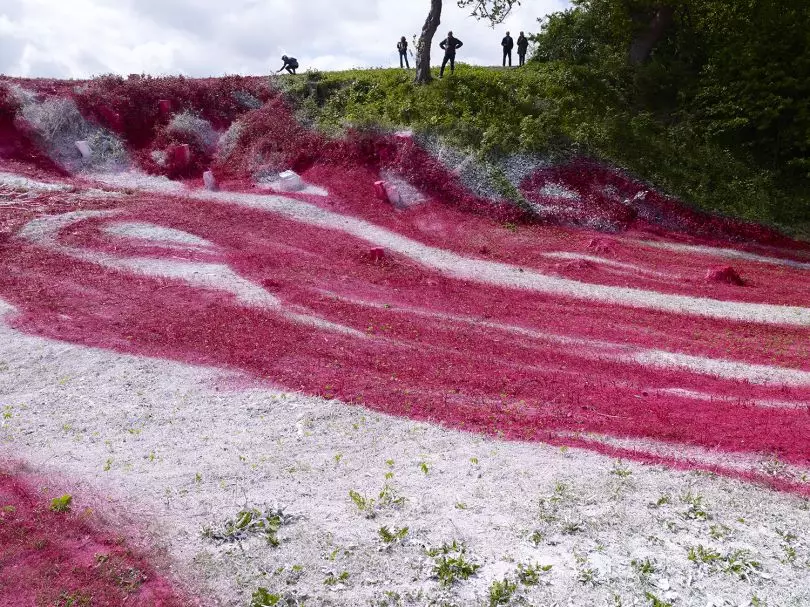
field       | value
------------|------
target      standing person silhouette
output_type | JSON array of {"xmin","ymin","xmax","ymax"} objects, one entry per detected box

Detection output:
[
  {"xmin": 501, "ymin": 31, "xmax": 514, "ymax": 67},
  {"xmin": 439, "ymin": 31, "xmax": 463, "ymax": 78},
  {"xmin": 277, "ymin": 55, "xmax": 299, "ymax": 75},
  {"xmin": 397, "ymin": 36, "xmax": 410, "ymax": 69},
  {"xmin": 517, "ymin": 31, "xmax": 529, "ymax": 66}
]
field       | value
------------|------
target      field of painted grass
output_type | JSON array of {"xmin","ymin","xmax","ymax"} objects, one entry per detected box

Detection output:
[{"xmin": 0, "ymin": 74, "xmax": 809, "ymax": 606}]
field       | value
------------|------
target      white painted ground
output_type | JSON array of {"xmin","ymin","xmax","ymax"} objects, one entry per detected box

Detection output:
[{"xmin": 1, "ymin": 299, "xmax": 809, "ymax": 607}]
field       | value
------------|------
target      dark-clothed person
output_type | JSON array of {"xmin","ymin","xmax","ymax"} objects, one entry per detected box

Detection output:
[
  {"xmin": 277, "ymin": 55, "xmax": 299, "ymax": 75},
  {"xmin": 502, "ymin": 32, "xmax": 514, "ymax": 67},
  {"xmin": 397, "ymin": 37, "xmax": 410, "ymax": 69},
  {"xmin": 517, "ymin": 32, "xmax": 529, "ymax": 66},
  {"xmin": 439, "ymin": 31, "xmax": 463, "ymax": 78}
]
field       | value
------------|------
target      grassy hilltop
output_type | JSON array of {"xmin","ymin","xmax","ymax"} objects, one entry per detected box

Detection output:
[{"xmin": 277, "ymin": 63, "xmax": 809, "ymax": 240}]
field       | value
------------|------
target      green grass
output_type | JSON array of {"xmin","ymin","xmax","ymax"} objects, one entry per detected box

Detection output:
[{"xmin": 278, "ymin": 63, "xmax": 810, "ymax": 239}]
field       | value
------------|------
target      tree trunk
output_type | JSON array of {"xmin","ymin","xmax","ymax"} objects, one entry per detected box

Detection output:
[
  {"xmin": 415, "ymin": 0, "xmax": 443, "ymax": 84},
  {"xmin": 629, "ymin": 5, "xmax": 675, "ymax": 64}
]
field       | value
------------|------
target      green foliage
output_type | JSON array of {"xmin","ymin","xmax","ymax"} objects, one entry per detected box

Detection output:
[
  {"xmin": 201, "ymin": 507, "xmax": 287, "ymax": 546},
  {"xmin": 516, "ymin": 562, "xmax": 552, "ymax": 586},
  {"xmin": 378, "ymin": 526, "xmax": 409, "ymax": 544},
  {"xmin": 250, "ymin": 588, "xmax": 282, "ymax": 607},
  {"xmin": 488, "ymin": 577, "xmax": 517, "ymax": 606},
  {"xmin": 427, "ymin": 541, "xmax": 481, "ymax": 586},
  {"xmin": 49, "ymin": 494, "xmax": 72, "ymax": 513},
  {"xmin": 282, "ymin": 62, "xmax": 809, "ymax": 238},
  {"xmin": 531, "ymin": 0, "xmax": 810, "ymax": 235}
]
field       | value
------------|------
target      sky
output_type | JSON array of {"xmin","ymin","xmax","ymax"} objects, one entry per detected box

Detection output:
[{"xmin": 0, "ymin": 0, "xmax": 570, "ymax": 78}]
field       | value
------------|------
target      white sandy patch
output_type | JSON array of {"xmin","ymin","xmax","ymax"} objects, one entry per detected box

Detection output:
[
  {"xmin": 184, "ymin": 188, "xmax": 810, "ymax": 326},
  {"xmin": 15, "ymin": 169, "xmax": 805, "ymax": 325},
  {"xmin": 257, "ymin": 181, "xmax": 330, "ymax": 197},
  {"xmin": 0, "ymin": 308, "xmax": 809, "ymax": 606},
  {"xmin": 0, "ymin": 171, "xmax": 73, "ymax": 193},
  {"xmin": 557, "ymin": 430, "xmax": 810, "ymax": 484},
  {"xmin": 93, "ymin": 170, "xmax": 187, "ymax": 193},
  {"xmin": 543, "ymin": 251, "xmax": 676, "ymax": 279},
  {"xmin": 321, "ymin": 292, "xmax": 810, "ymax": 387},
  {"xmin": 538, "ymin": 183, "xmax": 580, "ymax": 200},
  {"xmin": 631, "ymin": 238, "xmax": 810, "ymax": 272},
  {"xmin": 104, "ymin": 221, "xmax": 216, "ymax": 248},
  {"xmin": 17, "ymin": 211, "xmax": 363, "ymax": 336},
  {"xmin": 654, "ymin": 388, "xmax": 806, "ymax": 410}
]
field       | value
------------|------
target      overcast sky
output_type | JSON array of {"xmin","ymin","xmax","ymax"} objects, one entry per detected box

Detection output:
[{"xmin": 0, "ymin": 0, "xmax": 570, "ymax": 78}]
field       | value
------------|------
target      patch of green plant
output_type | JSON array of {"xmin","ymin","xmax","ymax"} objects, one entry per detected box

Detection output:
[
  {"xmin": 50, "ymin": 494, "xmax": 72, "ymax": 513},
  {"xmin": 610, "ymin": 459, "xmax": 632, "ymax": 478},
  {"xmin": 687, "ymin": 545, "xmax": 763, "ymax": 580},
  {"xmin": 250, "ymin": 588, "xmax": 282, "ymax": 607},
  {"xmin": 427, "ymin": 541, "xmax": 481, "ymax": 587},
  {"xmin": 323, "ymin": 571, "xmax": 350, "ymax": 586},
  {"xmin": 349, "ymin": 477, "xmax": 406, "ymax": 519},
  {"xmin": 55, "ymin": 592, "xmax": 92, "ymax": 607},
  {"xmin": 516, "ymin": 562, "xmax": 552, "ymax": 586},
  {"xmin": 201, "ymin": 506, "xmax": 289, "ymax": 546},
  {"xmin": 488, "ymin": 577, "xmax": 517, "ymax": 606},
  {"xmin": 645, "ymin": 592, "xmax": 673, "ymax": 607},
  {"xmin": 631, "ymin": 557, "xmax": 656, "ymax": 576},
  {"xmin": 681, "ymin": 492, "xmax": 711, "ymax": 521},
  {"xmin": 281, "ymin": 64, "xmax": 810, "ymax": 239},
  {"xmin": 378, "ymin": 526, "xmax": 409, "ymax": 544}
]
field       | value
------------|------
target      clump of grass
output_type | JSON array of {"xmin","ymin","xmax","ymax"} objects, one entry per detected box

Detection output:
[
  {"xmin": 687, "ymin": 545, "xmax": 763, "ymax": 580},
  {"xmin": 201, "ymin": 506, "xmax": 290, "ymax": 546},
  {"xmin": 488, "ymin": 577, "xmax": 517, "ymax": 606},
  {"xmin": 681, "ymin": 492, "xmax": 711, "ymax": 521},
  {"xmin": 323, "ymin": 571, "xmax": 349, "ymax": 586},
  {"xmin": 631, "ymin": 557, "xmax": 656, "ymax": 577},
  {"xmin": 378, "ymin": 526, "xmax": 409, "ymax": 544},
  {"xmin": 348, "ymin": 476, "xmax": 406, "ymax": 519},
  {"xmin": 427, "ymin": 541, "xmax": 480, "ymax": 586},
  {"xmin": 516, "ymin": 562, "xmax": 552, "ymax": 586},
  {"xmin": 50, "ymin": 494, "xmax": 72, "ymax": 513}
]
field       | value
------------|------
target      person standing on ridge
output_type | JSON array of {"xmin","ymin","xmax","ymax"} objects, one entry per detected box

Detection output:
[
  {"xmin": 277, "ymin": 55, "xmax": 299, "ymax": 75},
  {"xmin": 502, "ymin": 31, "xmax": 514, "ymax": 67},
  {"xmin": 517, "ymin": 32, "xmax": 529, "ymax": 66},
  {"xmin": 439, "ymin": 31, "xmax": 463, "ymax": 78},
  {"xmin": 397, "ymin": 36, "xmax": 410, "ymax": 69}
]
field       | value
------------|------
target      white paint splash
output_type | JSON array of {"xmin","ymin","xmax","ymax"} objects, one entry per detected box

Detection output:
[
  {"xmin": 631, "ymin": 238, "xmax": 810, "ymax": 271},
  {"xmin": 183, "ymin": 188, "xmax": 810, "ymax": 327},
  {"xmin": 17, "ymin": 211, "xmax": 362, "ymax": 337}
]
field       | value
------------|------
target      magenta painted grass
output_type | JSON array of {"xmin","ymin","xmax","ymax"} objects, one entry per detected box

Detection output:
[{"xmin": 0, "ymin": 75, "xmax": 809, "ymax": 503}]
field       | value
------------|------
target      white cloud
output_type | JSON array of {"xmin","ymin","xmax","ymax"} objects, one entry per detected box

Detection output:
[{"xmin": 0, "ymin": 0, "xmax": 570, "ymax": 78}]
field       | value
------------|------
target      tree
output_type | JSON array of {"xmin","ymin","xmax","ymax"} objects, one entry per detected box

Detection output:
[{"xmin": 414, "ymin": 0, "xmax": 522, "ymax": 84}]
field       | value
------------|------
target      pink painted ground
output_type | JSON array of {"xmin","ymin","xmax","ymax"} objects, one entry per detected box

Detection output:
[
  {"xmin": 1, "ymin": 75, "xmax": 809, "ymax": 506},
  {"xmin": 0, "ymin": 465, "xmax": 193, "ymax": 606}
]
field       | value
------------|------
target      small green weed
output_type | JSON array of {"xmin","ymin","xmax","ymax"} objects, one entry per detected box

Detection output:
[
  {"xmin": 688, "ymin": 545, "xmax": 763, "ymax": 580},
  {"xmin": 488, "ymin": 577, "xmax": 517, "ymax": 606},
  {"xmin": 610, "ymin": 460, "xmax": 632, "ymax": 478},
  {"xmin": 516, "ymin": 562, "xmax": 552, "ymax": 586},
  {"xmin": 323, "ymin": 571, "xmax": 349, "ymax": 586},
  {"xmin": 50, "ymin": 494, "xmax": 72, "ymax": 513},
  {"xmin": 681, "ymin": 492, "xmax": 710, "ymax": 521},
  {"xmin": 202, "ymin": 507, "xmax": 289, "ymax": 546},
  {"xmin": 427, "ymin": 541, "xmax": 480, "ymax": 586},
  {"xmin": 378, "ymin": 526, "xmax": 409, "ymax": 544},
  {"xmin": 645, "ymin": 592, "xmax": 673, "ymax": 607},
  {"xmin": 250, "ymin": 588, "xmax": 281, "ymax": 606},
  {"xmin": 631, "ymin": 557, "xmax": 656, "ymax": 576}
]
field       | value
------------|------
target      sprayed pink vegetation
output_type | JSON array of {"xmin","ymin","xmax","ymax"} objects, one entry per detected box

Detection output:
[
  {"xmin": 0, "ymin": 466, "xmax": 192, "ymax": 606},
  {"xmin": 1, "ymin": 76, "xmax": 810, "ymax": 496}
]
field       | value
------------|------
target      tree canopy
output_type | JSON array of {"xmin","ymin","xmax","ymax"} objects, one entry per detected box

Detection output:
[{"xmin": 532, "ymin": 0, "xmax": 810, "ymax": 178}]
